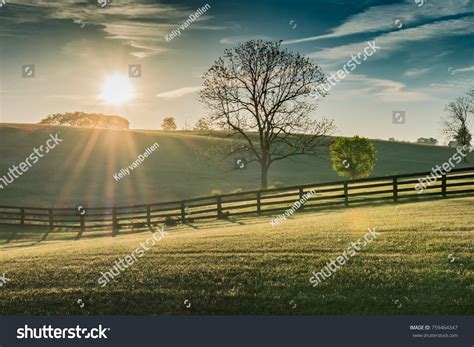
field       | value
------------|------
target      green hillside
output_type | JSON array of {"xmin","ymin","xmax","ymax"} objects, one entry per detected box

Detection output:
[{"xmin": 0, "ymin": 123, "xmax": 472, "ymax": 207}]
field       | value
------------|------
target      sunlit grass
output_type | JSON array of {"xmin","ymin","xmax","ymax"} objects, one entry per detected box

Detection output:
[{"xmin": 0, "ymin": 197, "xmax": 472, "ymax": 315}]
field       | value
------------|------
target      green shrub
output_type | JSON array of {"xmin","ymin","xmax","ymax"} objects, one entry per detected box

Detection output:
[{"xmin": 330, "ymin": 136, "xmax": 377, "ymax": 179}]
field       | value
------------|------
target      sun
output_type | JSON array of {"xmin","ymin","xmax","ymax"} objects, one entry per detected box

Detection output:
[{"xmin": 99, "ymin": 74, "xmax": 135, "ymax": 105}]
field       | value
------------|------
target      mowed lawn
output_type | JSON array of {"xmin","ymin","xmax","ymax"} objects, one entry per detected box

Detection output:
[{"xmin": 0, "ymin": 197, "xmax": 472, "ymax": 315}]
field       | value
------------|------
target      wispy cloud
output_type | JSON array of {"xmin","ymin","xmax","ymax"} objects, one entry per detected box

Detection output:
[
  {"xmin": 309, "ymin": 17, "xmax": 474, "ymax": 63},
  {"xmin": 429, "ymin": 83, "xmax": 458, "ymax": 88},
  {"xmin": 1, "ymin": 0, "xmax": 221, "ymax": 58},
  {"xmin": 427, "ymin": 80, "xmax": 473, "ymax": 94},
  {"xmin": 284, "ymin": 0, "xmax": 474, "ymax": 44},
  {"xmin": 156, "ymin": 86, "xmax": 203, "ymax": 99},
  {"xmin": 404, "ymin": 68, "xmax": 431, "ymax": 77},
  {"xmin": 343, "ymin": 74, "xmax": 431, "ymax": 102},
  {"xmin": 453, "ymin": 65, "xmax": 474, "ymax": 73}
]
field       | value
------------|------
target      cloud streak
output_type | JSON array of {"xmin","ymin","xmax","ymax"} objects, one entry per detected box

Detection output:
[
  {"xmin": 454, "ymin": 66, "xmax": 474, "ymax": 73},
  {"xmin": 156, "ymin": 86, "xmax": 203, "ymax": 99},
  {"xmin": 309, "ymin": 17, "xmax": 474, "ymax": 62},
  {"xmin": 1, "ymin": 0, "xmax": 220, "ymax": 58},
  {"xmin": 340, "ymin": 74, "xmax": 431, "ymax": 102},
  {"xmin": 284, "ymin": 0, "xmax": 474, "ymax": 45}
]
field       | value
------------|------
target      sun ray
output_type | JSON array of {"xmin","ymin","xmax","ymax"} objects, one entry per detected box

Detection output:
[{"xmin": 55, "ymin": 129, "xmax": 102, "ymax": 207}]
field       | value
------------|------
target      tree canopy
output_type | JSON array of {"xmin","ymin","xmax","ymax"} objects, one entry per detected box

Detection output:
[
  {"xmin": 193, "ymin": 117, "xmax": 211, "ymax": 131},
  {"xmin": 330, "ymin": 136, "xmax": 377, "ymax": 179},
  {"xmin": 161, "ymin": 117, "xmax": 177, "ymax": 131},
  {"xmin": 38, "ymin": 112, "xmax": 129, "ymax": 129},
  {"xmin": 442, "ymin": 91, "xmax": 473, "ymax": 154},
  {"xmin": 199, "ymin": 40, "xmax": 335, "ymax": 189}
]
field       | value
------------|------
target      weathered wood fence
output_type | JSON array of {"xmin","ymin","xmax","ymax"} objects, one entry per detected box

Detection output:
[{"xmin": 1, "ymin": 167, "xmax": 473, "ymax": 232}]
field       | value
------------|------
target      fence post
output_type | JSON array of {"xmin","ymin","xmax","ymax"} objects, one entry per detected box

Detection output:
[
  {"xmin": 80, "ymin": 214, "xmax": 85, "ymax": 232},
  {"xmin": 393, "ymin": 177, "xmax": 398, "ymax": 202},
  {"xmin": 216, "ymin": 196, "xmax": 222, "ymax": 219},
  {"xmin": 48, "ymin": 209, "xmax": 54, "ymax": 230},
  {"xmin": 147, "ymin": 205, "xmax": 151, "ymax": 226},
  {"xmin": 256, "ymin": 191, "xmax": 261, "ymax": 215},
  {"xmin": 180, "ymin": 201, "xmax": 186, "ymax": 223},
  {"xmin": 441, "ymin": 174, "xmax": 447, "ymax": 197},
  {"xmin": 20, "ymin": 208, "xmax": 25, "ymax": 225},
  {"xmin": 299, "ymin": 187, "xmax": 305, "ymax": 209},
  {"xmin": 112, "ymin": 207, "xmax": 118, "ymax": 233},
  {"xmin": 343, "ymin": 182, "xmax": 349, "ymax": 207}
]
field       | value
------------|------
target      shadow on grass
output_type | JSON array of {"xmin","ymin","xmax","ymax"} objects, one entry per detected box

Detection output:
[
  {"xmin": 0, "ymin": 192, "xmax": 472, "ymax": 246},
  {"xmin": 224, "ymin": 217, "xmax": 246, "ymax": 226},
  {"xmin": 0, "ymin": 224, "xmax": 57, "ymax": 249},
  {"xmin": 0, "ymin": 229, "xmax": 17, "ymax": 245},
  {"xmin": 33, "ymin": 229, "xmax": 53, "ymax": 244}
]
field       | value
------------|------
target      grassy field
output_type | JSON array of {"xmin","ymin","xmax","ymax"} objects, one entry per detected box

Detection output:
[
  {"xmin": 0, "ymin": 123, "xmax": 472, "ymax": 207},
  {"xmin": 0, "ymin": 196, "xmax": 472, "ymax": 315}
]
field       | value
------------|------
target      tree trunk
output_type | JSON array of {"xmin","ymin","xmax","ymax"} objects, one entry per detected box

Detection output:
[{"xmin": 260, "ymin": 164, "xmax": 268, "ymax": 190}]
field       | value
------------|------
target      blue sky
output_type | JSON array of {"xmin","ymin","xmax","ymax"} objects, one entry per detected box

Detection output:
[{"xmin": 0, "ymin": 0, "xmax": 473, "ymax": 142}]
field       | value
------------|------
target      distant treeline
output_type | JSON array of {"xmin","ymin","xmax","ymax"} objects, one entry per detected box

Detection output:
[{"xmin": 38, "ymin": 112, "xmax": 129, "ymax": 129}]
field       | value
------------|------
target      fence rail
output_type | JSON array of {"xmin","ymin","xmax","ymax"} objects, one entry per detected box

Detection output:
[{"xmin": 1, "ymin": 167, "xmax": 474, "ymax": 232}]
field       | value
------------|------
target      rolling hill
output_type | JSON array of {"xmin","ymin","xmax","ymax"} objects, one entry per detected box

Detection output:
[{"xmin": 0, "ymin": 123, "xmax": 472, "ymax": 207}]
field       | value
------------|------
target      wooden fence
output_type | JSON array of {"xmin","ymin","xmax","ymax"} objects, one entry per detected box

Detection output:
[{"xmin": 1, "ymin": 167, "xmax": 473, "ymax": 232}]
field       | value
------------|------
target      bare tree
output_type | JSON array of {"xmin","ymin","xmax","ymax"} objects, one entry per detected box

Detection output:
[
  {"xmin": 199, "ymin": 40, "xmax": 335, "ymax": 189},
  {"xmin": 442, "ymin": 94, "xmax": 472, "ymax": 161}
]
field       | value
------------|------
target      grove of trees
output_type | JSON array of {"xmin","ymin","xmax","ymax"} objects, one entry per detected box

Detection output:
[
  {"xmin": 38, "ymin": 112, "xmax": 129, "ymax": 129},
  {"xmin": 417, "ymin": 137, "xmax": 438, "ymax": 145}
]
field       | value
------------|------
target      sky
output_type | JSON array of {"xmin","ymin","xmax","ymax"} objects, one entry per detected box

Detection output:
[{"xmin": 0, "ymin": 0, "xmax": 473, "ymax": 142}]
